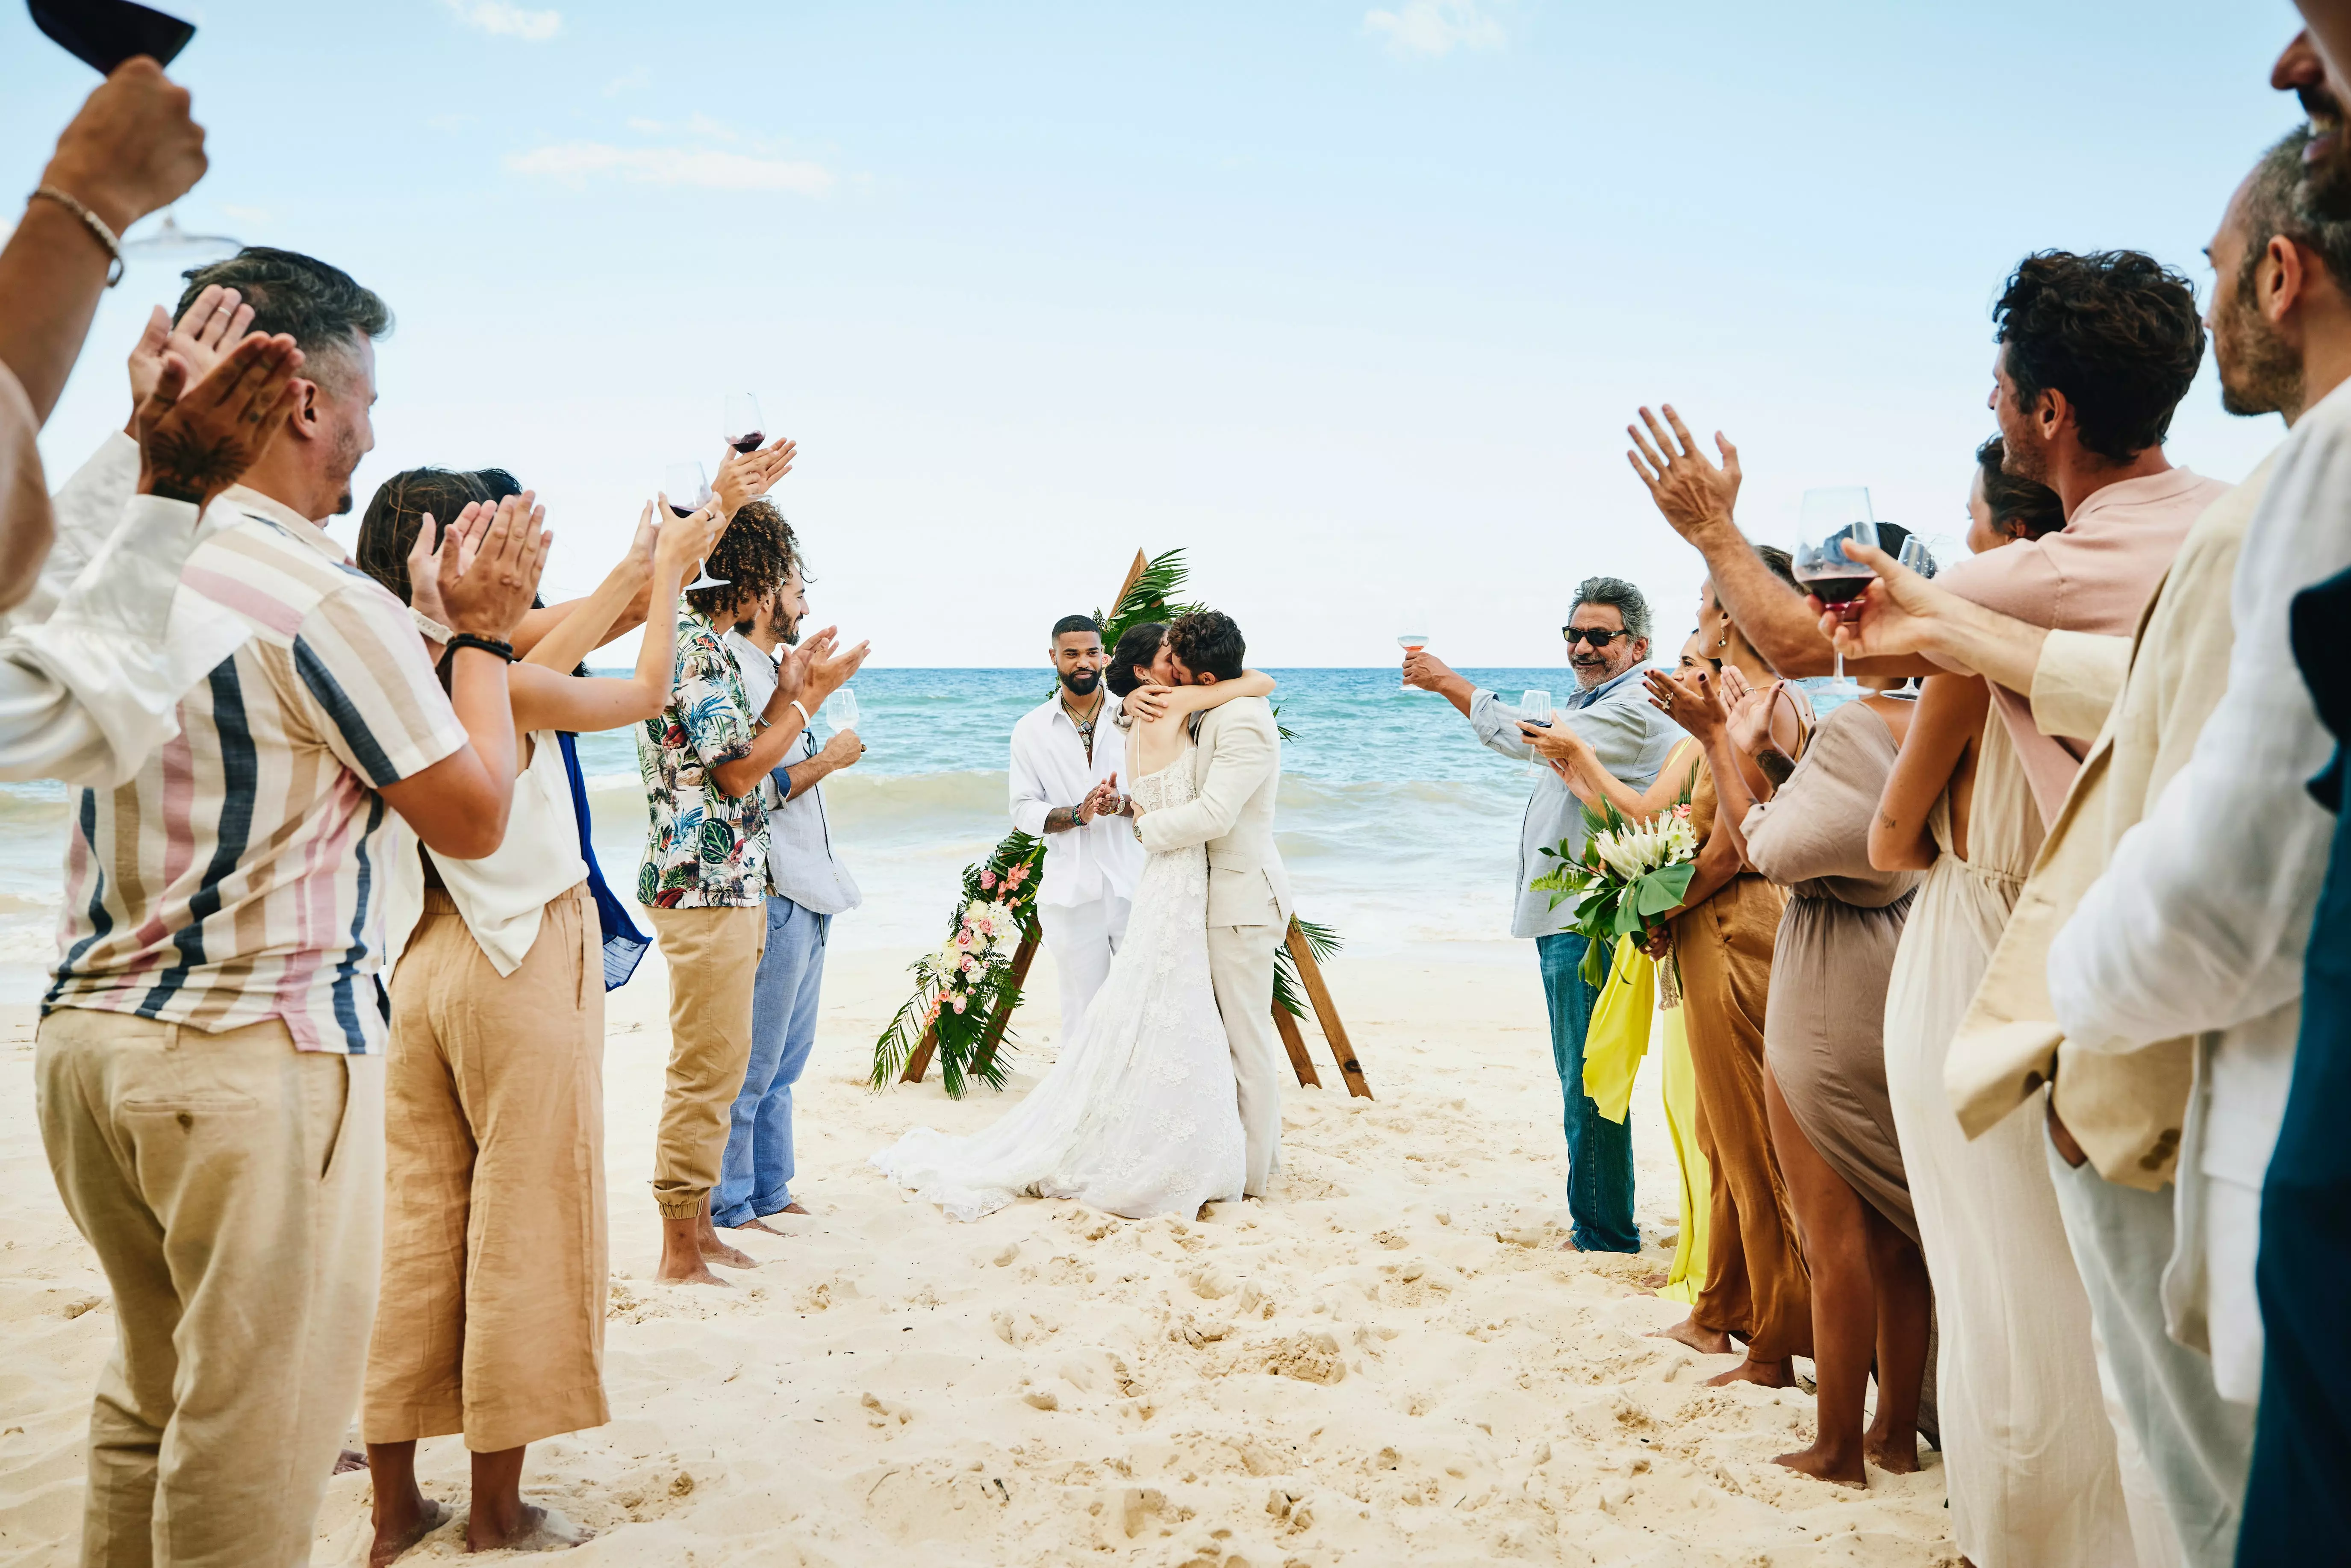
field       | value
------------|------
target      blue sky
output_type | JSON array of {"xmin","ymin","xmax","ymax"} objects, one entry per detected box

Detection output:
[{"xmin": 1, "ymin": 0, "xmax": 2312, "ymax": 667}]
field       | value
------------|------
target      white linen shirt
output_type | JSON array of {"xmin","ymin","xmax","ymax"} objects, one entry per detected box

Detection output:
[
  {"xmin": 0, "ymin": 429, "xmax": 250, "ymax": 788},
  {"xmin": 2048, "ymin": 379, "xmax": 2351, "ymax": 1388},
  {"xmin": 1009, "ymin": 691, "xmax": 1143, "ymax": 909}
]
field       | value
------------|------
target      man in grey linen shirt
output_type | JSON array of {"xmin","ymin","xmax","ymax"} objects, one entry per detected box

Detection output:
[
  {"xmin": 716, "ymin": 541, "xmax": 866, "ymax": 1232},
  {"xmin": 1405, "ymin": 578, "xmax": 1679, "ymax": 1253}
]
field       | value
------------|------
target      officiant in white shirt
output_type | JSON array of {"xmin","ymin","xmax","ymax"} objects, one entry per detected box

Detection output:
[{"xmin": 1010, "ymin": 615, "xmax": 1143, "ymax": 1063}]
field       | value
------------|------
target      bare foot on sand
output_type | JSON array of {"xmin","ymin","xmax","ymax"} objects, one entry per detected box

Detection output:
[
  {"xmin": 1865, "ymin": 1430, "xmax": 1922, "ymax": 1475},
  {"xmin": 1772, "ymin": 1439, "xmax": 1867, "ymax": 1489},
  {"xmin": 467, "ymin": 1503, "xmax": 592, "ymax": 1554},
  {"xmin": 370, "ymin": 1497, "xmax": 449, "ymax": 1566},
  {"xmin": 336, "ymin": 1449, "xmax": 369, "ymax": 1474},
  {"xmin": 1639, "ymin": 1269, "xmax": 1670, "ymax": 1289},
  {"xmin": 1650, "ymin": 1315, "xmax": 1735, "ymax": 1355},
  {"xmin": 1706, "ymin": 1355, "xmax": 1797, "ymax": 1389},
  {"xmin": 657, "ymin": 1214, "xmax": 731, "ymax": 1286},
  {"xmin": 729, "ymin": 1215, "xmax": 786, "ymax": 1236},
  {"xmin": 695, "ymin": 1202, "xmax": 758, "ymax": 1269},
  {"xmin": 1558, "ymin": 1236, "xmax": 1581, "ymax": 1253},
  {"xmin": 772, "ymin": 1201, "xmax": 809, "ymax": 1215}
]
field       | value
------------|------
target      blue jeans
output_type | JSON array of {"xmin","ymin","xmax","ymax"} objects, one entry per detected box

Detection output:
[
  {"xmin": 1536, "ymin": 932, "xmax": 1639, "ymax": 1253},
  {"xmin": 712, "ymin": 897, "xmax": 828, "ymax": 1226}
]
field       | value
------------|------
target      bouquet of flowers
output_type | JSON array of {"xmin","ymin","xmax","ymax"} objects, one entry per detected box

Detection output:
[
  {"xmin": 1530, "ymin": 789, "xmax": 1700, "ymax": 1000},
  {"xmin": 870, "ymin": 831, "xmax": 1048, "ymax": 1097}
]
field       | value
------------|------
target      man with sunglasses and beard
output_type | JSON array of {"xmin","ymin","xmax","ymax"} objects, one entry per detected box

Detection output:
[{"xmin": 1405, "ymin": 580, "xmax": 1679, "ymax": 1254}]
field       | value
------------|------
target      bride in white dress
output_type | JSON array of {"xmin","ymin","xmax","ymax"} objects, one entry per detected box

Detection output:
[{"xmin": 872, "ymin": 631, "xmax": 1277, "ymax": 1222}]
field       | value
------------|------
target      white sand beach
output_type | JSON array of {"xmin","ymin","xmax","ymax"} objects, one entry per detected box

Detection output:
[{"xmin": 0, "ymin": 944, "xmax": 1959, "ymax": 1567}]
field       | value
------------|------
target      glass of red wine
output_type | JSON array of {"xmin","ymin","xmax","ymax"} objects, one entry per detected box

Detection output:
[
  {"xmin": 663, "ymin": 461, "xmax": 727, "ymax": 592},
  {"xmin": 1792, "ymin": 488, "xmax": 1879, "ymax": 696},
  {"xmin": 724, "ymin": 393, "xmax": 766, "ymax": 456}
]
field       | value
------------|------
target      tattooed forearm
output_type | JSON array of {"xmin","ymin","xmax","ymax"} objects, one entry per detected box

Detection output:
[
  {"xmin": 142, "ymin": 427, "xmax": 250, "ymax": 506},
  {"xmin": 1044, "ymin": 806, "xmax": 1080, "ymax": 833},
  {"xmin": 1757, "ymin": 750, "xmax": 1795, "ymax": 787}
]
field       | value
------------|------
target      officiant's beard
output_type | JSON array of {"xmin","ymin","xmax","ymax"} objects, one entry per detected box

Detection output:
[{"xmin": 1060, "ymin": 668, "xmax": 1101, "ymax": 697}]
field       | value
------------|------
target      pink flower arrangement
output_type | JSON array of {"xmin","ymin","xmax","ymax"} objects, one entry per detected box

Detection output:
[{"xmin": 980, "ymin": 869, "xmax": 997, "ymax": 891}]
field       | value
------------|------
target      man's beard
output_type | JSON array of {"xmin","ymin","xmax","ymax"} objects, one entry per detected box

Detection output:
[
  {"xmin": 1999, "ymin": 429, "xmax": 2053, "ymax": 485},
  {"xmin": 2217, "ymin": 297, "xmax": 2300, "ymax": 417},
  {"xmin": 1061, "ymin": 668, "xmax": 1101, "ymax": 696},
  {"xmin": 779, "ymin": 612, "xmax": 802, "ymax": 647},
  {"xmin": 1569, "ymin": 653, "xmax": 1613, "ymax": 688}
]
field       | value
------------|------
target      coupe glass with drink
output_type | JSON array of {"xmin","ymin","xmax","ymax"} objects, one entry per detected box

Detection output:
[
  {"xmin": 724, "ymin": 393, "xmax": 765, "ymax": 455},
  {"xmin": 663, "ymin": 460, "xmax": 727, "ymax": 592},
  {"xmin": 1792, "ymin": 487, "xmax": 1880, "ymax": 696},
  {"xmin": 1396, "ymin": 630, "xmax": 1429, "ymax": 690}
]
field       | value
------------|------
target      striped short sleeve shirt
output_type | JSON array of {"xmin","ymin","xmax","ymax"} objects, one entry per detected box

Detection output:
[{"xmin": 44, "ymin": 487, "xmax": 467, "ymax": 1053}]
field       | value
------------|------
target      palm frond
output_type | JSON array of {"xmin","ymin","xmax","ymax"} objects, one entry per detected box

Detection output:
[
  {"xmin": 1098, "ymin": 548, "xmax": 1201, "ymax": 649},
  {"xmin": 1272, "ymin": 917, "xmax": 1343, "ymax": 1019}
]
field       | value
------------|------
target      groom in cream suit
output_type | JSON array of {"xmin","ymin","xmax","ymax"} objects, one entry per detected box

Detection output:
[{"xmin": 1137, "ymin": 610, "xmax": 1291, "ymax": 1195}]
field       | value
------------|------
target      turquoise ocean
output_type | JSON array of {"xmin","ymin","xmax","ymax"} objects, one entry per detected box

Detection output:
[{"xmin": 0, "ymin": 667, "xmax": 1612, "ymax": 1003}]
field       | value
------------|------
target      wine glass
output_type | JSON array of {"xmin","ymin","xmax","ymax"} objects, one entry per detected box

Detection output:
[
  {"xmin": 663, "ymin": 461, "xmax": 727, "ymax": 592},
  {"xmin": 1793, "ymin": 511, "xmax": 1881, "ymax": 696},
  {"xmin": 826, "ymin": 686, "xmax": 861, "ymax": 731},
  {"xmin": 1520, "ymin": 688, "xmax": 1553, "ymax": 766},
  {"xmin": 724, "ymin": 393, "xmax": 766, "ymax": 456},
  {"xmin": 1898, "ymin": 533, "xmax": 1939, "ymax": 579},
  {"xmin": 1396, "ymin": 630, "xmax": 1429, "ymax": 690}
]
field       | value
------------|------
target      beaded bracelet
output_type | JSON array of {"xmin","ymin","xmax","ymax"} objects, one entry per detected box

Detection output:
[{"xmin": 29, "ymin": 186, "xmax": 123, "ymax": 287}]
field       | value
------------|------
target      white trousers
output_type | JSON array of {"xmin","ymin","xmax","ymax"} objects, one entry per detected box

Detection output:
[{"xmin": 1038, "ymin": 896, "xmax": 1130, "ymax": 1063}]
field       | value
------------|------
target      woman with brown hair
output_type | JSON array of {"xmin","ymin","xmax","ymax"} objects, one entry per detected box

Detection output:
[{"xmin": 351, "ymin": 471, "xmax": 723, "ymax": 1561}]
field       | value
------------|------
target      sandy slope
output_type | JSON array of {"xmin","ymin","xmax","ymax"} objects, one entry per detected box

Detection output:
[{"xmin": 0, "ymin": 943, "xmax": 1958, "ymax": 1566}]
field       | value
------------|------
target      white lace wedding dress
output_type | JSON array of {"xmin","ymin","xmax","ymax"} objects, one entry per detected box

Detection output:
[{"xmin": 871, "ymin": 743, "xmax": 1247, "ymax": 1222}]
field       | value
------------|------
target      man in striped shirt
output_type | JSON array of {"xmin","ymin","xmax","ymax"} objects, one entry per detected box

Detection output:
[{"xmin": 35, "ymin": 248, "xmax": 546, "ymax": 1568}]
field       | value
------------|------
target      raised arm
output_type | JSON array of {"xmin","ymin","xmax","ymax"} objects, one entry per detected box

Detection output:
[
  {"xmin": 509, "ymin": 503, "xmax": 717, "ymax": 735},
  {"xmin": 1869, "ymin": 673, "xmax": 1986, "ymax": 871},
  {"xmin": 1525, "ymin": 724, "xmax": 1698, "ymax": 819},
  {"xmin": 1120, "ymin": 669, "xmax": 1276, "ymax": 723},
  {"xmin": 1626, "ymin": 405, "xmax": 1933, "ymax": 681},
  {"xmin": 520, "ymin": 501, "xmax": 663, "ymax": 674}
]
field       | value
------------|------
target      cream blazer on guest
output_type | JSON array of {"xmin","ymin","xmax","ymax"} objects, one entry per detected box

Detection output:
[
  {"xmin": 1136, "ymin": 695, "xmax": 1293, "ymax": 929},
  {"xmin": 1944, "ymin": 453, "xmax": 2275, "ymax": 1191}
]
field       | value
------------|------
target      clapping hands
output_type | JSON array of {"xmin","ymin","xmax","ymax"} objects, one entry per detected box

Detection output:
[
  {"xmin": 1644, "ymin": 664, "xmax": 1729, "ymax": 741},
  {"xmin": 133, "ymin": 330, "xmax": 305, "ymax": 511}
]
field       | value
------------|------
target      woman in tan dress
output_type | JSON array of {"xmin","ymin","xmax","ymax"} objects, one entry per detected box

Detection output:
[
  {"xmin": 1739, "ymin": 684, "xmax": 1933, "ymax": 1484},
  {"xmin": 1535, "ymin": 590, "xmax": 1807, "ymax": 1389}
]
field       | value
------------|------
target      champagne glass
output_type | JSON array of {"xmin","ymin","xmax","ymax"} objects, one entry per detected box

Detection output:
[
  {"xmin": 723, "ymin": 393, "xmax": 766, "ymax": 455},
  {"xmin": 826, "ymin": 686, "xmax": 860, "ymax": 731},
  {"xmin": 1520, "ymin": 687, "xmax": 1553, "ymax": 767},
  {"xmin": 1794, "ymin": 517, "xmax": 1880, "ymax": 696},
  {"xmin": 663, "ymin": 461, "xmax": 727, "ymax": 592},
  {"xmin": 1396, "ymin": 630, "xmax": 1429, "ymax": 690}
]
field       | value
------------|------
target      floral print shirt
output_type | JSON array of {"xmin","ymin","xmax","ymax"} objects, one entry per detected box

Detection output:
[{"xmin": 636, "ymin": 608, "xmax": 771, "ymax": 909}]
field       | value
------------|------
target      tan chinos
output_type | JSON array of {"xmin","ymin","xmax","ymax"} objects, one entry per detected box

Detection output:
[
  {"xmin": 643, "ymin": 902, "xmax": 765, "ymax": 1217},
  {"xmin": 35, "ymin": 1009, "xmax": 384, "ymax": 1568},
  {"xmin": 364, "ymin": 886, "xmax": 608, "ymax": 1453}
]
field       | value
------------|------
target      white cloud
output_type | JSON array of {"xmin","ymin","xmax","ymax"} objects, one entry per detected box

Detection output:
[
  {"xmin": 442, "ymin": 0, "xmax": 562, "ymax": 42},
  {"xmin": 1363, "ymin": 0, "xmax": 1503, "ymax": 58},
  {"xmin": 506, "ymin": 142, "xmax": 834, "ymax": 194}
]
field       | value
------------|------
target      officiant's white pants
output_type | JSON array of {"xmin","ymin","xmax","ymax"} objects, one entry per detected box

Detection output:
[{"xmin": 1040, "ymin": 896, "xmax": 1130, "ymax": 1062}]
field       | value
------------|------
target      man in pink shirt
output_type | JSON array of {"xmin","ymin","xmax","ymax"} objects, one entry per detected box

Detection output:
[{"xmin": 1622, "ymin": 248, "xmax": 2218, "ymax": 827}]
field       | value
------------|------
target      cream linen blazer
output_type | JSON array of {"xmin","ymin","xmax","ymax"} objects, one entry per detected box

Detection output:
[
  {"xmin": 1135, "ymin": 696, "xmax": 1294, "ymax": 929},
  {"xmin": 1945, "ymin": 453, "xmax": 2276, "ymax": 1191}
]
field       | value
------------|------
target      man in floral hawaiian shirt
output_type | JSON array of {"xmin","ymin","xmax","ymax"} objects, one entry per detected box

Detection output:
[{"xmin": 635, "ymin": 491, "xmax": 866, "ymax": 1286}]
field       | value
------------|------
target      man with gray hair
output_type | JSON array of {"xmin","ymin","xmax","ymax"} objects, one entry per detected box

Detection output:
[{"xmin": 1406, "ymin": 576, "xmax": 1679, "ymax": 1251}]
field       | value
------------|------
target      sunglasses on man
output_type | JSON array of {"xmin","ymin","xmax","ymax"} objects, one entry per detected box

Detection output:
[{"xmin": 1561, "ymin": 626, "xmax": 1631, "ymax": 648}]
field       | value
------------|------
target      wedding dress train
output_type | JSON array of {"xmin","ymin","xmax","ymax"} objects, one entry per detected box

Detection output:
[{"xmin": 872, "ymin": 745, "xmax": 1247, "ymax": 1222}]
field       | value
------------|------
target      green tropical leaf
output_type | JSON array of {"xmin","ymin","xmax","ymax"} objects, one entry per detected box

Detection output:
[{"xmin": 1641, "ymin": 861, "xmax": 1696, "ymax": 912}]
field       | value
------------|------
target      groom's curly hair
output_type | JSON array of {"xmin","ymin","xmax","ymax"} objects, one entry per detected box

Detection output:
[{"xmin": 1167, "ymin": 610, "xmax": 1246, "ymax": 682}]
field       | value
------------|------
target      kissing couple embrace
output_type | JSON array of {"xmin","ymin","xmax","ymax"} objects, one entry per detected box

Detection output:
[{"xmin": 874, "ymin": 610, "xmax": 1293, "ymax": 1221}]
